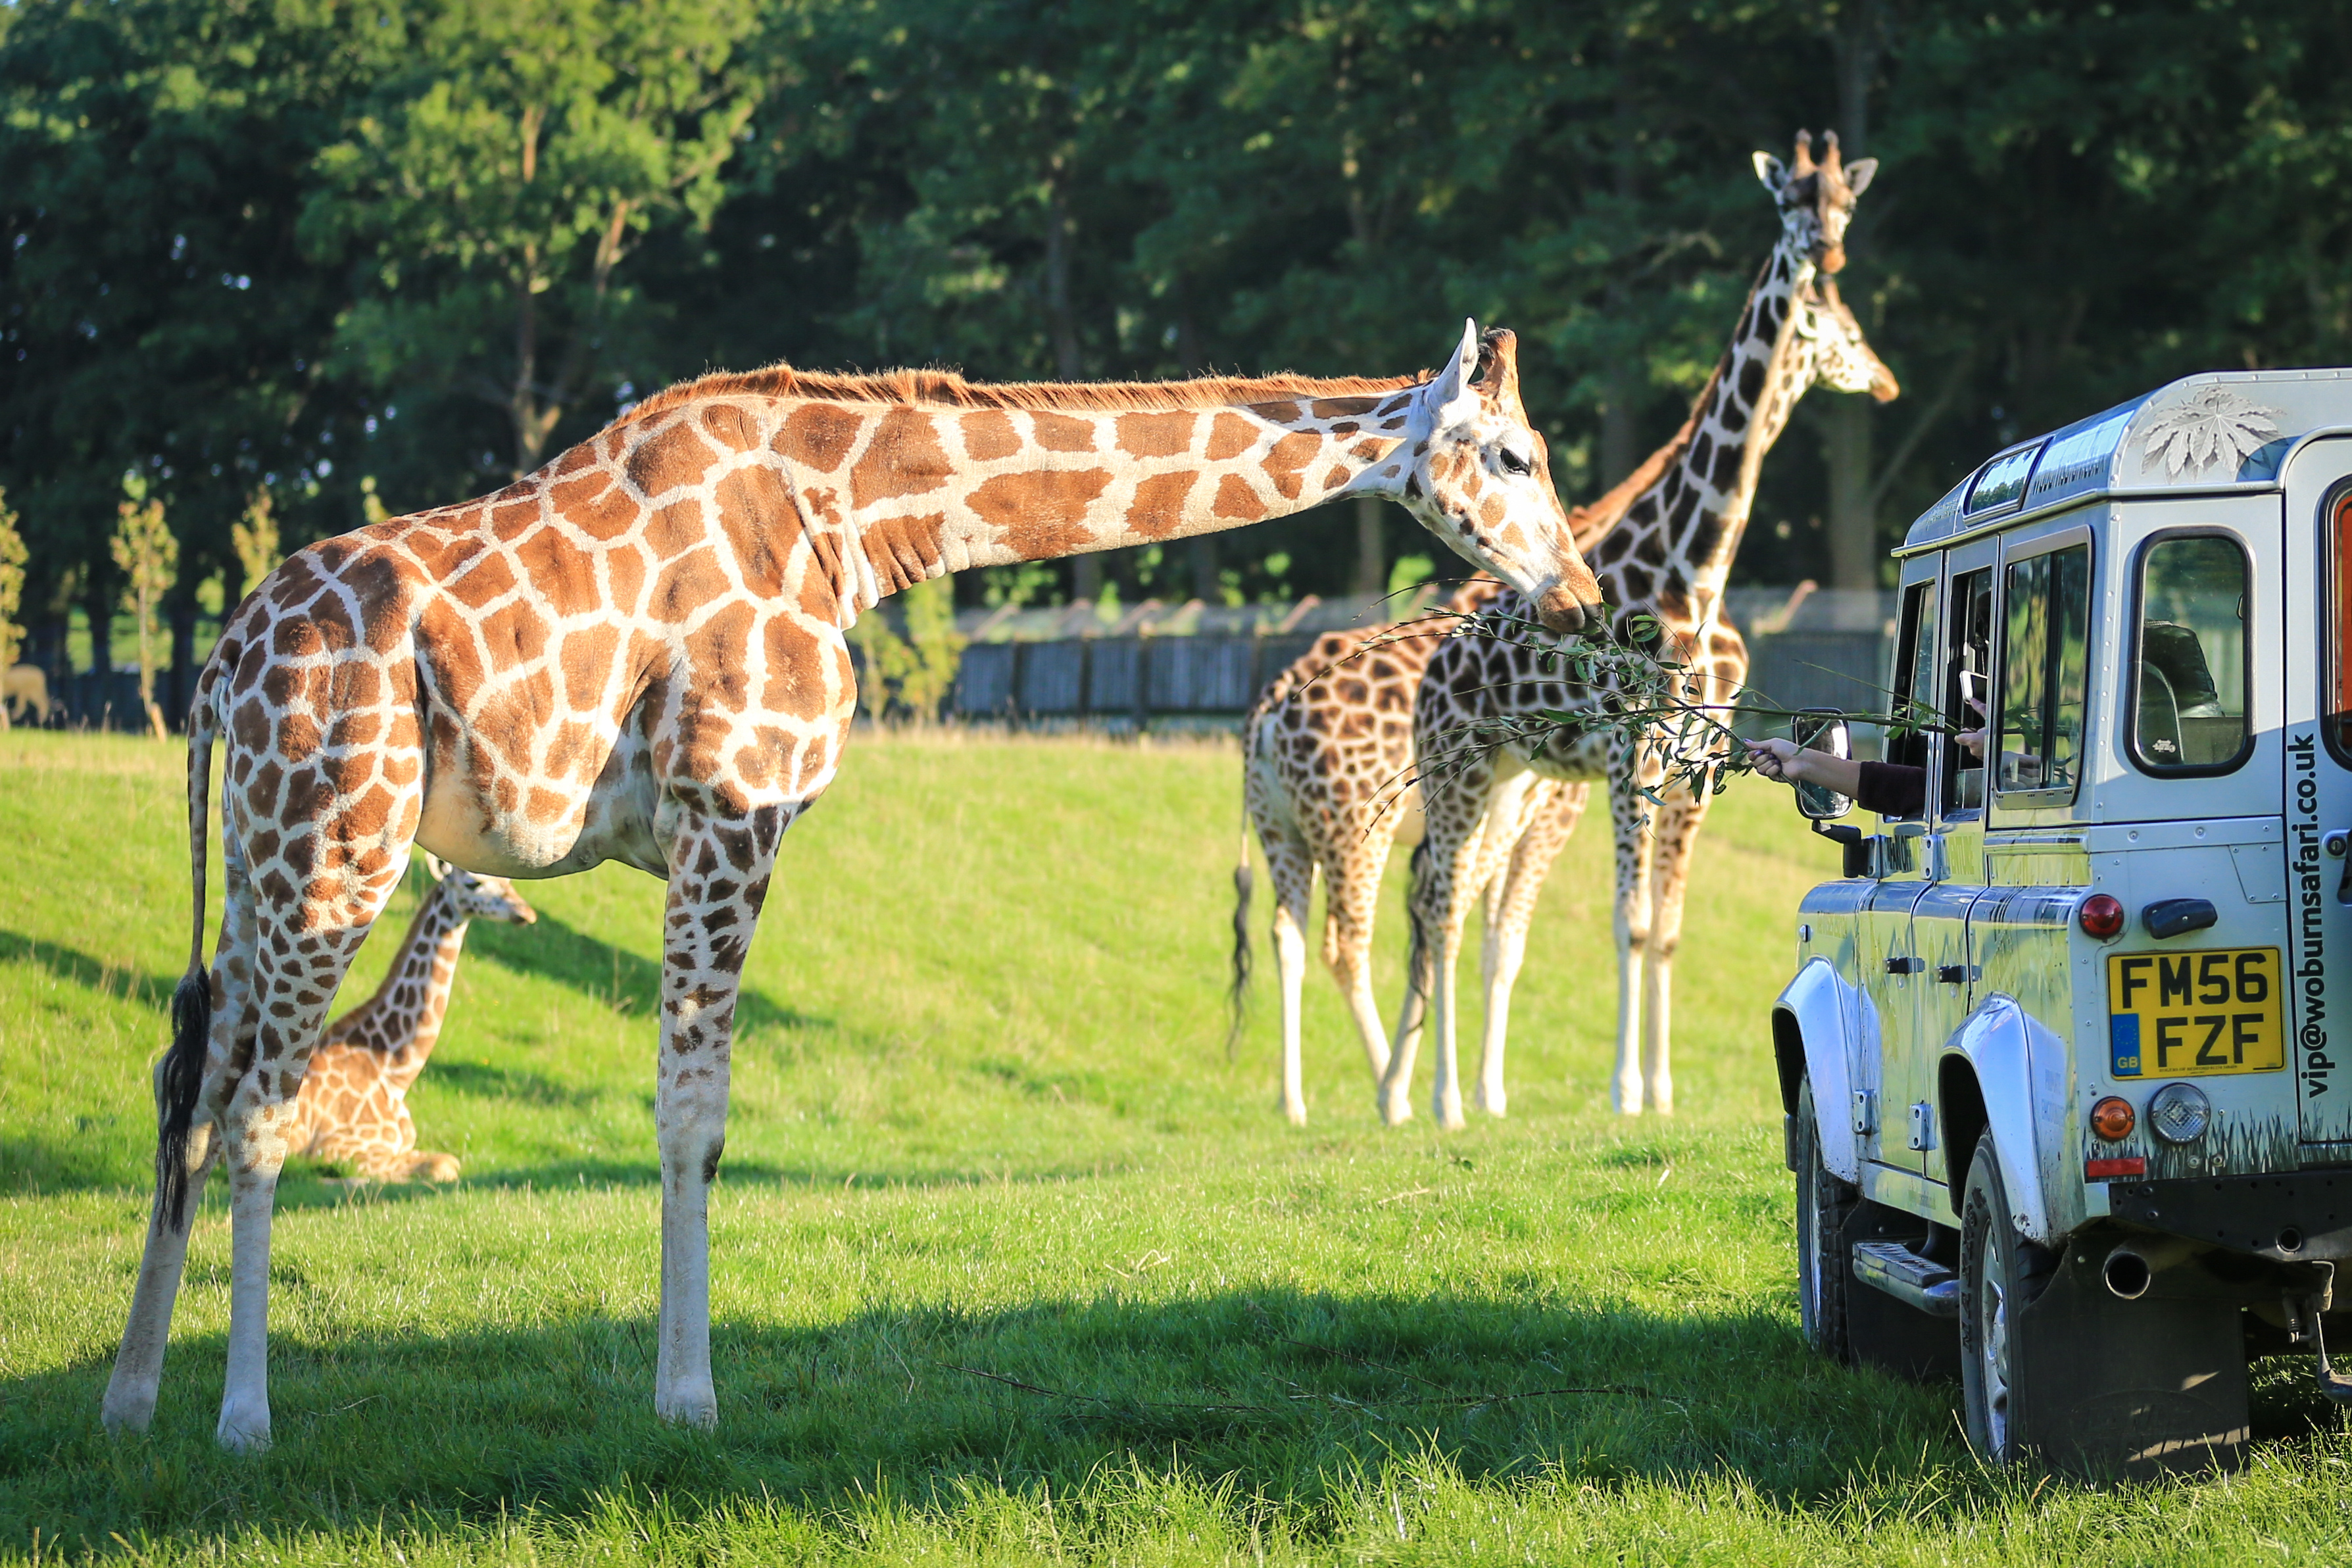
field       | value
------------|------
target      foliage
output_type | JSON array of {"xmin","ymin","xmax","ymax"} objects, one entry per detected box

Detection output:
[
  {"xmin": 848, "ymin": 575, "xmax": 968, "ymax": 721},
  {"xmin": 303, "ymin": 0, "xmax": 760, "ymax": 481},
  {"xmin": 0, "ymin": 486, "xmax": 24, "ymax": 672},
  {"xmin": 108, "ymin": 476, "xmax": 177, "ymax": 736},
  {"xmin": 230, "ymin": 489, "xmax": 282, "ymax": 603}
]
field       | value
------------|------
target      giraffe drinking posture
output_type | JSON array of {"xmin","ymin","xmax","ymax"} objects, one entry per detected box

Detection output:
[
  {"xmin": 283, "ymin": 858, "xmax": 537, "ymax": 1183},
  {"xmin": 1384, "ymin": 133, "xmax": 1898, "ymax": 1129},
  {"xmin": 104, "ymin": 321, "xmax": 1604, "ymax": 1450}
]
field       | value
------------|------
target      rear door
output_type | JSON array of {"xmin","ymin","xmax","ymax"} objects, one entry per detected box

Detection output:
[{"xmin": 2287, "ymin": 438, "xmax": 2352, "ymax": 1150}]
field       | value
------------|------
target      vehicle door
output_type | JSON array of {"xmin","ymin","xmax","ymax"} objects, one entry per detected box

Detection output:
[
  {"xmin": 1897, "ymin": 539, "xmax": 1998, "ymax": 1180},
  {"xmin": 2287, "ymin": 439, "xmax": 2352, "ymax": 1150},
  {"xmin": 1857, "ymin": 564, "xmax": 1940, "ymax": 1172}
]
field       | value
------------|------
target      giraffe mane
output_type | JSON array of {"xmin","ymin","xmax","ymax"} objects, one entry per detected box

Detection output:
[{"xmin": 613, "ymin": 361, "xmax": 1434, "ymax": 428}]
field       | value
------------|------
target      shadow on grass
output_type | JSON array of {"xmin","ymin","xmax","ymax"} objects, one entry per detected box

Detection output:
[
  {"xmin": 464, "ymin": 912, "xmax": 836, "ymax": 1041},
  {"xmin": 1, "ymin": 1285, "xmax": 1970, "ymax": 1556},
  {"xmin": 0, "ymin": 929, "xmax": 177, "ymax": 1010}
]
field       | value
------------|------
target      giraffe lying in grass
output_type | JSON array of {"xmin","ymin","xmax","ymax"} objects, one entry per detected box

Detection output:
[
  {"xmin": 283, "ymin": 857, "xmax": 536, "ymax": 1183},
  {"xmin": 106, "ymin": 318, "xmax": 1604, "ymax": 1450}
]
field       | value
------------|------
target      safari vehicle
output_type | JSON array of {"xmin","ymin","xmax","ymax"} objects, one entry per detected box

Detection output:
[{"xmin": 1772, "ymin": 368, "xmax": 2352, "ymax": 1477}]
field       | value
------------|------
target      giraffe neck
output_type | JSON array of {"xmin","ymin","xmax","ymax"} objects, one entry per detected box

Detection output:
[
  {"xmin": 324, "ymin": 887, "xmax": 474, "ymax": 1092},
  {"xmin": 1589, "ymin": 237, "xmax": 1813, "ymax": 635},
  {"xmin": 768, "ymin": 386, "xmax": 1427, "ymax": 623}
]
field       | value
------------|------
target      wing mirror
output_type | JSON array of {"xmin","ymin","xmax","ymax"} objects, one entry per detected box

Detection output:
[{"xmin": 1791, "ymin": 709, "xmax": 1854, "ymax": 821}]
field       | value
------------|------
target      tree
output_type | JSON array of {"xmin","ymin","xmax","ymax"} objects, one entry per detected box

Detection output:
[
  {"xmin": 110, "ymin": 474, "xmax": 177, "ymax": 739},
  {"xmin": 231, "ymin": 489, "xmax": 282, "ymax": 602},
  {"xmin": 306, "ymin": 0, "xmax": 759, "ymax": 485},
  {"xmin": 850, "ymin": 576, "xmax": 966, "ymax": 722},
  {"xmin": 0, "ymin": 487, "xmax": 25, "ymax": 730}
]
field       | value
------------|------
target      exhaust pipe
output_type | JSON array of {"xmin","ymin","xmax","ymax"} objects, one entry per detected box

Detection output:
[{"xmin": 2103, "ymin": 1238, "xmax": 2203, "ymax": 1300}]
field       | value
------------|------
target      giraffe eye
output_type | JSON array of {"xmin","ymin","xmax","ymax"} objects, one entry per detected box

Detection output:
[{"xmin": 1500, "ymin": 448, "xmax": 1531, "ymax": 477}]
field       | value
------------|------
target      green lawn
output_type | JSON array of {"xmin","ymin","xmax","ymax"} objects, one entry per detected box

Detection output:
[{"xmin": 2, "ymin": 729, "xmax": 2348, "ymax": 1565}]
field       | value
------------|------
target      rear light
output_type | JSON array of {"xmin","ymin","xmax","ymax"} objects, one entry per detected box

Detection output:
[
  {"xmin": 2079, "ymin": 893, "xmax": 2126, "ymax": 939},
  {"xmin": 2090, "ymin": 1096, "xmax": 2136, "ymax": 1141},
  {"xmin": 2086, "ymin": 1156, "xmax": 2146, "ymax": 1179},
  {"xmin": 2148, "ymin": 1083, "xmax": 2211, "ymax": 1144}
]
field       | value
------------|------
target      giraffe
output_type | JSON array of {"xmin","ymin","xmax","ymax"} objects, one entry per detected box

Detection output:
[
  {"xmin": 282, "ymin": 857, "xmax": 537, "ymax": 1183},
  {"xmin": 102, "ymin": 318, "xmax": 1605, "ymax": 1451},
  {"xmin": 1229, "ymin": 433, "xmax": 1696, "ymax": 1124},
  {"xmin": 1377, "ymin": 132, "xmax": 1898, "ymax": 1130}
]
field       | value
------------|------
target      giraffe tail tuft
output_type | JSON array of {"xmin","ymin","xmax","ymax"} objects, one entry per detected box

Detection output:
[
  {"xmin": 1402, "ymin": 836, "xmax": 1433, "ymax": 1014},
  {"xmin": 157, "ymin": 672, "xmax": 219, "ymax": 1229}
]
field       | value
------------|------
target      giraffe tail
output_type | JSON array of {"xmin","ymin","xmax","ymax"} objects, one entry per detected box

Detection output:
[
  {"xmin": 156, "ymin": 672, "xmax": 218, "ymax": 1229},
  {"xmin": 1226, "ymin": 718, "xmax": 1262, "ymax": 1060},
  {"xmin": 1402, "ymin": 836, "xmax": 1433, "ymax": 1015}
]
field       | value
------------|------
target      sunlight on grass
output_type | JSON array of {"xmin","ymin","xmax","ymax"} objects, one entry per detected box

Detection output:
[{"xmin": 3, "ymin": 729, "xmax": 2347, "ymax": 1563}]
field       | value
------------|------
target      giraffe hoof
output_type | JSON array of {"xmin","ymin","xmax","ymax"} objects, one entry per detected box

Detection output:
[
  {"xmin": 414, "ymin": 1153, "xmax": 461, "ymax": 1182},
  {"xmin": 215, "ymin": 1402, "xmax": 272, "ymax": 1453},
  {"xmin": 101, "ymin": 1388, "xmax": 157, "ymax": 1437},
  {"xmin": 656, "ymin": 1382, "xmax": 718, "ymax": 1429},
  {"xmin": 1435, "ymin": 1098, "xmax": 1466, "ymax": 1133},
  {"xmin": 1282, "ymin": 1103, "xmax": 1308, "ymax": 1127},
  {"xmin": 1377, "ymin": 1090, "xmax": 1413, "ymax": 1127}
]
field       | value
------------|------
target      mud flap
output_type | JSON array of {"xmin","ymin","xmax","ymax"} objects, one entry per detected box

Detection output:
[
  {"xmin": 1837, "ymin": 1201, "xmax": 1961, "ymax": 1383},
  {"xmin": 2010, "ymin": 1246, "xmax": 2249, "ymax": 1478}
]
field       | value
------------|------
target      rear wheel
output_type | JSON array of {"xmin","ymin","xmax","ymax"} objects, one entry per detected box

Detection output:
[
  {"xmin": 1958, "ymin": 1132, "xmax": 2052, "ymax": 1463},
  {"xmin": 1794, "ymin": 1076, "xmax": 1858, "ymax": 1360}
]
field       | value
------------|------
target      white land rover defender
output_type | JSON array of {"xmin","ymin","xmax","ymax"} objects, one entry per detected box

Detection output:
[{"xmin": 1775, "ymin": 369, "xmax": 2352, "ymax": 1477}]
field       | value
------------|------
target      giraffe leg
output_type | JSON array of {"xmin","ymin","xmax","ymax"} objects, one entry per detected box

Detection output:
[
  {"xmin": 1384, "ymin": 755, "xmax": 1500, "ymax": 1130},
  {"xmin": 1475, "ymin": 781, "xmax": 1589, "ymax": 1117},
  {"xmin": 1607, "ymin": 758, "xmax": 1664, "ymax": 1116},
  {"xmin": 1640, "ymin": 787, "xmax": 1711, "ymax": 1116},
  {"xmin": 216, "ymin": 895, "xmax": 391, "ymax": 1450},
  {"xmin": 1319, "ymin": 809, "xmax": 1401, "ymax": 1086},
  {"xmin": 1258, "ymin": 827, "xmax": 1317, "ymax": 1125},
  {"xmin": 105, "ymin": 814, "xmax": 257, "ymax": 1436},
  {"xmin": 651, "ymin": 803, "xmax": 789, "ymax": 1429}
]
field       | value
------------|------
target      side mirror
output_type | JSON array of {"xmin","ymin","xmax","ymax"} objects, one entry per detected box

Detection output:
[{"xmin": 1792, "ymin": 709, "xmax": 1853, "ymax": 821}]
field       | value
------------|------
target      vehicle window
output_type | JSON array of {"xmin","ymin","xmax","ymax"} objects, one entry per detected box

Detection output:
[
  {"xmin": 2131, "ymin": 535, "xmax": 2249, "ymax": 773},
  {"xmin": 1883, "ymin": 580, "xmax": 1936, "ymax": 791},
  {"xmin": 1996, "ymin": 544, "xmax": 2090, "ymax": 796},
  {"xmin": 1943, "ymin": 569, "xmax": 1994, "ymax": 812}
]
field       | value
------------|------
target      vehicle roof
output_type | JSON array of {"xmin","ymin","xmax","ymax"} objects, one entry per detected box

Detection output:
[{"xmin": 1898, "ymin": 366, "xmax": 2352, "ymax": 557}]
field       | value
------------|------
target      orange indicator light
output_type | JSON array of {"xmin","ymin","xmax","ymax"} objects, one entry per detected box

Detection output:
[{"xmin": 2090, "ymin": 1096, "xmax": 2136, "ymax": 1141}]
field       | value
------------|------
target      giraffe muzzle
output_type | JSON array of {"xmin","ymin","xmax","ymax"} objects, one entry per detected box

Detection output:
[{"xmin": 1532, "ymin": 584, "xmax": 1598, "ymax": 638}]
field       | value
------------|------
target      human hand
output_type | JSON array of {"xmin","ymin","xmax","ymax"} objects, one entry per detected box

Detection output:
[{"xmin": 1745, "ymin": 737, "xmax": 1801, "ymax": 783}]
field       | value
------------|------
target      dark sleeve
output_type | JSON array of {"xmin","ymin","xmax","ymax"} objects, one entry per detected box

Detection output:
[{"xmin": 1854, "ymin": 761, "xmax": 1926, "ymax": 818}]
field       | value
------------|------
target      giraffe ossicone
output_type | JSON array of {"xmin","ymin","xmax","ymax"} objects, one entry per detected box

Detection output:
[
  {"xmin": 282, "ymin": 858, "xmax": 537, "ymax": 1183},
  {"xmin": 102, "ymin": 317, "xmax": 1603, "ymax": 1451}
]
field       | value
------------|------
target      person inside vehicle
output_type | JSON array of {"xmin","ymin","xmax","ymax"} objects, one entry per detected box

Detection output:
[{"xmin": 1744, "ymin": 709, "xmax": 1986, "ymax": 816}]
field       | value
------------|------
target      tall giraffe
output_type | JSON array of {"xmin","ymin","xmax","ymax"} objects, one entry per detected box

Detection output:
[
  {"xmin": 283, "ymin": 858, "xmax": 538, "ymax": 1183},
  {"xmin": 1380, "ymin": 132, "xmax": 1896, "ymax": 1129},
  {"xmin": 103, "ymin": 319, "xmax": 1605, "ymax": 1450},
  {"xmin": 1231, "ymin": 437, "xmax": 1693, "ymax": 1124}
]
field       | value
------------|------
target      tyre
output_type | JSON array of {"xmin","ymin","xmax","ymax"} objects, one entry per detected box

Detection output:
[
  {"xmin": 1794, "ymin": 1075, "xmax": 1859, "ymax": 1360},
  {"xmin": 1957, "ymin": 1131, "xmax": 2053, "ymax": 1463}
]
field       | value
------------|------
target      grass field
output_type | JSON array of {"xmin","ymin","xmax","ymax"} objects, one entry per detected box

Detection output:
[{"xmin": 3, "ymin": 729, "xmax": 2351, "ymax": 1565}]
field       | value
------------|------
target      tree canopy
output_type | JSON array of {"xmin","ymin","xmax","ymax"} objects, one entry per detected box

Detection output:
[{"xmin": 4, "ymin": 0, "xmax": 2348, "ymax": 639}]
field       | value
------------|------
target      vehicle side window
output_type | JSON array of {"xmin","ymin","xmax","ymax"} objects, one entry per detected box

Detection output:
[
  {"xmin": 2130, "ymin": 535, "xmax": 2249, "ymax": 775},
  {"xmin": 1884, "ymin": 580, "xmax": 1936, "ymax": 795},
  {"xmin": 2330, "ymin": 489, "xmax": 2352, "ymax": 762},
  {"xmin": 1943, "ymin": 569, "xmax": 1994, "ymax": 813},
  {"xmin": 1996, "ymin": 544, "xmax": 2090, "ymax": 798}
]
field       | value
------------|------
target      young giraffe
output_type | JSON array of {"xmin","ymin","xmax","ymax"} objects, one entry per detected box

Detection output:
[
  {"xmin": 104, "ymin": 318, "xmax": 1605, "ymax": 1450},
  {"xmin": 282, "ymin": 858, "xmax": 537, "ymax": 1183},
  {"xmin": 1232, "ymin": 436, "xmax": 1695, "ymax": 1123},
  {"xmin": 1382, "ymin": 132, "xmax": 1898, "ymax": 1129}
]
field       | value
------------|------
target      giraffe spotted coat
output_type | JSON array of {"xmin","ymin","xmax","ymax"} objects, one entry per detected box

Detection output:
[{"xmin": 106, "ymin": 318, "xmax": 1605, "ymax": 1452}]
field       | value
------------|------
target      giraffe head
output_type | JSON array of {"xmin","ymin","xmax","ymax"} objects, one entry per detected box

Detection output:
[
  {"xmin": 1752, "ymin": 130, "xmax": 1877, "ymax": 276},
  {"xmin": 1792, "ymin": 278, "xmax": 1899, "ymax": 404},
  {"xmin": 1397, "ymin": 320, "xmax": 1602, "ymax": 636},
  {"xmin": 419, "ymin": 855, "xmax": 539, "ymax": 925}
]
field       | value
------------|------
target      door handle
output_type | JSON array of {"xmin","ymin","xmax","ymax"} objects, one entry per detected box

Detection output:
[
  {"xmin": 1885, "ymin": 956, "xmax": 1926, "ymax": 975},
  {"xmin": 1936, "ymin": 964, "xmax": 1980, "ymax": 985}
]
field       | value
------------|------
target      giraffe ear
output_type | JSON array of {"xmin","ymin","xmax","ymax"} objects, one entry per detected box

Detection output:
[
  {"xmin": 1844, "ymin": 157, "xmax": 1878, "ymax": 198},
  {"xmin": 1753, "ymin": 152, "xmax": 1790, "ymax": 196},
  {"xmin": 420, "ymin": 852, "xmax": 449, "ymax": 883},
  {"xmin": 1430, "ymin": 318, "xmax": 1482, "ymax": 424}
]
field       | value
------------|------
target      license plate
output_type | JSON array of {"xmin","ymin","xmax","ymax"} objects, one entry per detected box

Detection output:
[{"xmin": 2107, "ymin": 947, "xmax": 2284, "ymax": 1078}]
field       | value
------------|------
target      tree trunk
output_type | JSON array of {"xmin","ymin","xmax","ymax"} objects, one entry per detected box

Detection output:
[
  {"xmin": 1825, "ymin": 0, "xmax": 1883, "ymax": 589},
  {"xmin": 168, "ymin": 595, "xmax": 197, "ymax": 732},
  {"xmin": 1352, "ymin": 498, "xmax": 1386, "ymax": 598},
  {"xmin": 1599, "ymin": 61, "xmax": 1642, "ymax": 487}
]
